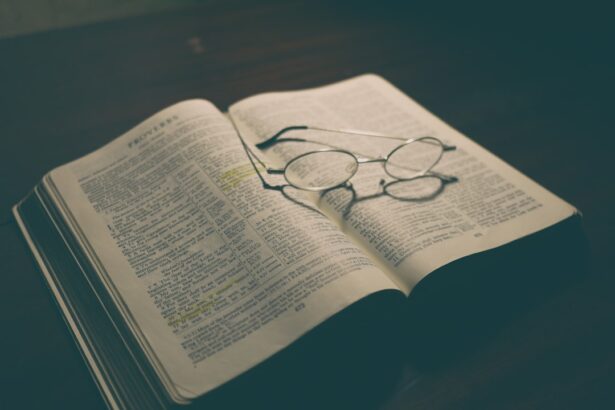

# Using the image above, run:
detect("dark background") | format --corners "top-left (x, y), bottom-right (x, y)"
top-left (1, 1), bottom-right (614, 409)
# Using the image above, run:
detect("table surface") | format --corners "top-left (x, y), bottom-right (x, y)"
top-left (1, 1), bottom-right (614, 409)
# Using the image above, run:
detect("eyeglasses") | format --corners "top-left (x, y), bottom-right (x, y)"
top-left (232, 124), bottom-right (459, 201)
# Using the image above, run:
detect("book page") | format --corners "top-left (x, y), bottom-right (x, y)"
top-left (46, 100), bottom-right (399, 397)
top-left (229, 74), bottom-right (576, 294)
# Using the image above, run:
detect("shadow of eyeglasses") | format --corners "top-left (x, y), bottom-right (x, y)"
top-left (280, 174), bottom-right (458, 220)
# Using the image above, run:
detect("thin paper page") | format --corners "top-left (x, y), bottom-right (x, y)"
top-left (47, 99), bottom-right (399, 397)
top-left (229, 74), bottom-right (576, 294)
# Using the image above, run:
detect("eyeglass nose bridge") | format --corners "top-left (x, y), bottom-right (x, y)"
top-left (356, 157), bottom-right (386, 164)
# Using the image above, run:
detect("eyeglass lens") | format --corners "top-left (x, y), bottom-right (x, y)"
top-left (285, 150), bottom-right (358, 190)
top-left (384, 137), bottom-right (443, 179)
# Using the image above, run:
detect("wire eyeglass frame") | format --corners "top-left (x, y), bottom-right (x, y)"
top-left (232, 124), bottom-right (459, 200)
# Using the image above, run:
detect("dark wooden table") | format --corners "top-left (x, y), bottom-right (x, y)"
top-left (1, 1), bottom-right (614, 409)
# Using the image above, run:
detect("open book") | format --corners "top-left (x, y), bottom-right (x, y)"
top-left (14, 75), bottom-right (578, 409)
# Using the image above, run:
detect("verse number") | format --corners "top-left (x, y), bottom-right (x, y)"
top-left (294, 303), bottom-right (306, 312)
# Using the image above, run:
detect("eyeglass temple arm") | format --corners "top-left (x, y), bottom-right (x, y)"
top-left (428, 170), bottom-right (458, 183)
top-left (326, 127), bottom-right (458, 150)
top-left (256, 125), bottom-right (457, 150)
top-left (256, 125), bottom-right (402, 148)
top-left (255, 126), bottom-right (309, 149)
top-left (310, 126), bottom-right (409, 141)
top-left (230, 116), bottom-right (286, 191)
top-left (243, 142), bottom-right (286, 190)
